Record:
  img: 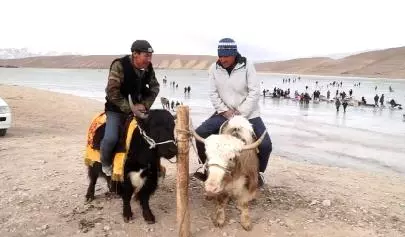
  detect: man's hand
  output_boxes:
[220,110,236,119]
[131,103,146,113]
[131,103,147,118]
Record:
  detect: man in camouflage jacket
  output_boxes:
[101,40,160,176]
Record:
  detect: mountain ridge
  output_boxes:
[1,46,405,78]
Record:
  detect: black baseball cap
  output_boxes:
[131,40,154,53]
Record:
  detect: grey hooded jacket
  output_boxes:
[209,57,260,119]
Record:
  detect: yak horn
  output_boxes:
[241,130,267,151]
[128,94,135,111]
[128,94,148,119]
[191,130,205,143]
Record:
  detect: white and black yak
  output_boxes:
[85,95,177,224]
[193,115,266,230]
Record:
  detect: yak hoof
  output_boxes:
[212,215,225,228]
[123,215,133,223]
[123,211,133,223]
[143,212,156,224]
[85,194,94,202]
[213,219,225,228]
[241,221,252,231]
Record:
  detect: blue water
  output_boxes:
[1,68,404,174]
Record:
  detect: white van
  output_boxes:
[0,97,12,136]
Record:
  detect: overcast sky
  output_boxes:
[1,0,404,60]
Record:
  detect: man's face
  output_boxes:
[218,56,236,69]
[133,52,152,69]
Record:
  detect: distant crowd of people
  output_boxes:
[261,78,403,115]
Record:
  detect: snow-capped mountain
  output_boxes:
[0,48,73,59]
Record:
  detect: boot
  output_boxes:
[258,173,265,187]
[193,169,208,182]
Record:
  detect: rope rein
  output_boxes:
[175,120,206,171]
[137,126,176,149]
[136,119,204,172]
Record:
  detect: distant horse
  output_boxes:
[160,97,170,110]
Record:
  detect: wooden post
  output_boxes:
[176,105,190,237]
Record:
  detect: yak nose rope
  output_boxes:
[137,126,176,149]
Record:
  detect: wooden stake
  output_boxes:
[176,105,190,237]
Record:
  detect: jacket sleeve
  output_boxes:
[141,69,160,110]
[236,61,260,117]
[105,60,132,114]
[209,64,229,113]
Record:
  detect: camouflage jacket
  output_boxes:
[104,55,160,114]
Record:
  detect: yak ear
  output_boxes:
[219,120,229,134]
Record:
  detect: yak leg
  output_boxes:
[212,194,229,227]
[158,161,166,184]
[236,200,252,231]
[138,181,157,224]
[122,178,135,222]
[85,163,101,202]
[137,173,158,224]
[139,192,155,224]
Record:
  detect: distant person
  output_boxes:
[100,40,159,176]
[335,99,341,112]
[361,96,367,105]
[342,100,348,112]
[380,94,385,106]
[374,94,379,106]
[187,86,191,94]
[193,37,272,186]
[171,100,175,110]
[327,90,331,99]
[389,99,402,108]
[341,91,346,99]
[349,89,353,97]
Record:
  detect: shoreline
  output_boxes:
[2,66,405,81]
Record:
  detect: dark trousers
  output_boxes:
[195,114,272,173]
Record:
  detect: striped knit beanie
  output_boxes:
[217,38,238,57]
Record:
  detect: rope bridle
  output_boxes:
[137,126,176,149]
[206,163,232,175]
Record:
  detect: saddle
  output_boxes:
[84,112,138,181]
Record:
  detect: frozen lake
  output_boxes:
[1,67,404,175]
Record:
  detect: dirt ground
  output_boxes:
[0,84,404,237]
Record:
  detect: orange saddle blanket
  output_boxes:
[84,112,138,181]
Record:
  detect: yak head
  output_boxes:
[219,115,256,144]
[129,95,178,159]
[192,116,266,196]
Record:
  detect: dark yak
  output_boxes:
[85,95,178,224]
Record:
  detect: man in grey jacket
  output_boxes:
[194,38,272,186]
